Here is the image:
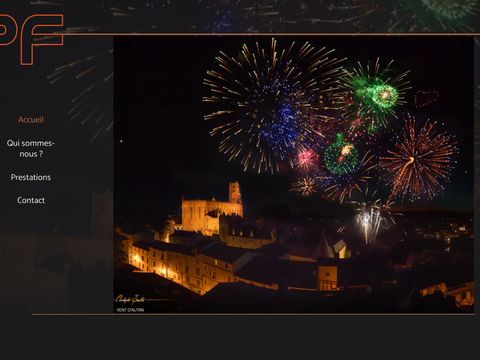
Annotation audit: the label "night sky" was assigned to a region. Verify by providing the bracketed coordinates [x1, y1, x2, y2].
[115, 36, 473, 221]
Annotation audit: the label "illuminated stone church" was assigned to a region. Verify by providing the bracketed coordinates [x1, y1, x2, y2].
[181, 182, 243, 236]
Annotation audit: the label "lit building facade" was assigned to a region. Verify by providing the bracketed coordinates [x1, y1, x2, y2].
[127, 238, 340, 295]
[129, 240, 204, 294]
[219, 215, 276, 249]
[200, 243, 253, 293]
[181, 182, 243, 236]
[420, 281, 474, 308]
[317, 264, 338, 291]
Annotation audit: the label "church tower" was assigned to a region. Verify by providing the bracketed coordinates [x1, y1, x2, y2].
[228, 181, 242, 204]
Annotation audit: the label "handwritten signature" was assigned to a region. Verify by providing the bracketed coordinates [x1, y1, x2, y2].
[115, 294, 146, 304]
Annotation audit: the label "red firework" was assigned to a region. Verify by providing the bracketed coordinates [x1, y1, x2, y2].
[381, 115, 458, 203]
[295, 149, 318, 172]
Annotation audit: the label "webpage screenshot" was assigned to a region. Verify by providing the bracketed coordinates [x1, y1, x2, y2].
[0, 1, 478, 357]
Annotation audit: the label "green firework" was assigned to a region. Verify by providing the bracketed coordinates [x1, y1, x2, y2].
[353, 79, 400, 114]
[421, 0, 477, 20]
[368, 84, 399, 109]
[336, 58, 411, 135]
[324, 133, 359, 176]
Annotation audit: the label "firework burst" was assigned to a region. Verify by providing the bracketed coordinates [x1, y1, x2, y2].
[203, 0, 284, 32]
[350, 188, 395, 245]
[421, 0, 478, 21]
[31, 0, 109, 33]
[33, 0, 284, 33]
[354, 200, 385, 245]
[336, 58, 411, 139]
[31, 0, 480, 32]
[323, 0, 480, 32]
[381, 115, 458, 202]
[290, 176, 318, 197]
[47, 48, 113, 142]
[320, 146, 376, 204]
[323, 133, 359, 176]
[204, 38, 345, 174]
[295, 148, 319, 172]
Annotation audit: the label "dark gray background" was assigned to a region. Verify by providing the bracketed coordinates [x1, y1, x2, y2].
[0, 1, 479, 358]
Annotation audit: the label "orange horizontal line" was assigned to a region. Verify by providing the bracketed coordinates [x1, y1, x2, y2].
[58, 32, 480, 36]
[31, 312, 476, 316]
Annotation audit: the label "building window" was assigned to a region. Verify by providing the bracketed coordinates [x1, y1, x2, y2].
[153, 261, 156, 266]
[185, 265, 189, 273]
[161, 254, 164, 260]
[196, 268, 200, 276]
[141, 256, 144, 261]
[225, 263, 228, 269]
[325, 272, 330, 277]
[215, 259, 218, 266]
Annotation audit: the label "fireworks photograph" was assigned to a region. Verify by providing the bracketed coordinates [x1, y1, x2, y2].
[114, 36, 473, 313]
[30, 0, 480, 33]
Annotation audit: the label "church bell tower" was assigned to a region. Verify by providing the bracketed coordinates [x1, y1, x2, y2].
[228, 181, 242, 204]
